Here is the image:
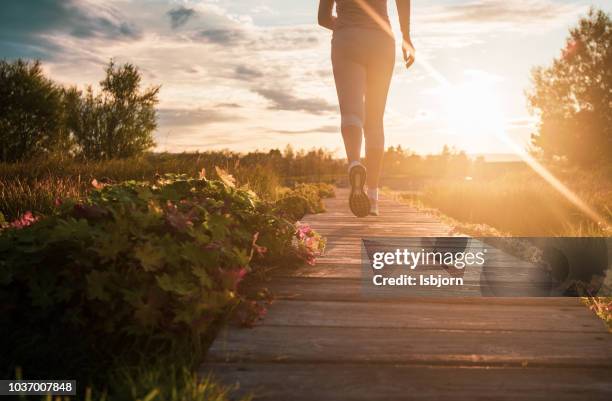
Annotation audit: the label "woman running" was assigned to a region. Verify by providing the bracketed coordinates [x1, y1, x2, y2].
[318, 0, 415, 216]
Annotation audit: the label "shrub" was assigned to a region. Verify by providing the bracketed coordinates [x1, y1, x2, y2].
[67, 61, 159, 160]
[314, 182, 336, 199]
[274, 195, 310, 222]
[0, 174, 321, 381]
[0, 60, 68, 162]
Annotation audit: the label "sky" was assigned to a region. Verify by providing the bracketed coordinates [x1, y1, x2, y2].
[1, 0, 611, 156]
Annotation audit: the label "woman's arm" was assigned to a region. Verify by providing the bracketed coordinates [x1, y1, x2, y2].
[396, 0, 416, 67]
[318, 0, 336, 30]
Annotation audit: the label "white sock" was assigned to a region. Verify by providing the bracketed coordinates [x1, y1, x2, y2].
[347, 160, 361, 173]
[367, 188, 378, 200]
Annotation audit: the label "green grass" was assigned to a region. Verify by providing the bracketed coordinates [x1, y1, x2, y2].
[14, 355, 250, 401]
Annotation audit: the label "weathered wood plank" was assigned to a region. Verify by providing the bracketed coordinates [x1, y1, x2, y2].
[208, 325, 612, 367]
[203, 362, 612, 401]
[205, 188, 612, 399]
[255, 300, 605, 332]
[252, 276, 584, 306]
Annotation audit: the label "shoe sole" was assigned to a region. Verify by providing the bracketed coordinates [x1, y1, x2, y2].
[348, 165, 370, 217]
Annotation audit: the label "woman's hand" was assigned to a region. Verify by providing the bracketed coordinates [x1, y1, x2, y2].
[402, 36, 416, 69]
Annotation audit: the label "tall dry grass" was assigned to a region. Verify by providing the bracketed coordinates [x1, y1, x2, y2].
[401, 167, 611, 236]
[0, 153, 283, 220]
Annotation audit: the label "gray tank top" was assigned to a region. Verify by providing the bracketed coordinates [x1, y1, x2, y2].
[335, 0, 390, 31]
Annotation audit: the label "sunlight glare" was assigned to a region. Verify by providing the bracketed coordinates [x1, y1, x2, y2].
[353, 0, 609, 228]
[444, 75, 505, 142]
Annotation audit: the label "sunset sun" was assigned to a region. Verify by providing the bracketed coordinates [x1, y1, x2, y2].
[443, 73, 505, 146]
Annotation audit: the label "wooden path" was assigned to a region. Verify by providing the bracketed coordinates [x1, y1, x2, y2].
[203, 189, 612, 400]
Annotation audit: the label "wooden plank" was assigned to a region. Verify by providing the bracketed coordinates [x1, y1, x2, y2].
[205, 188, 612, 400]
[208, 325, 612, 368]
[202, 362, 612, 401]
[252, 276, 584, 306]
[256, 300, 605, 332]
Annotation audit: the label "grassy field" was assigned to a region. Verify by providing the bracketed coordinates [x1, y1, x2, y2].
[392, 164, 612, 328]
[0, 151, 344, 221]
[397, 165, 611, 237]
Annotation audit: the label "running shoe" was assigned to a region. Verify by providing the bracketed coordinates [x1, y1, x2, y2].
[348, 162, 370, 217]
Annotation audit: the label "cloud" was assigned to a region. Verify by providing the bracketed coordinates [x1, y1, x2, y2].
[254, 88, 336, 115]
[158, 108, 239, 128]
[274, 125, 338, 135]
[425, 0, 584, 25]
[167, 6, 196, 29]
[195, 28, 247, 45]
[216, 102, 242, 108]
[233, 65, 264, 80]
[0, 0, 139, 58]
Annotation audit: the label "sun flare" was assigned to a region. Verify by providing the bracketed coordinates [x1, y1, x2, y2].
[444, 75, 505, 142]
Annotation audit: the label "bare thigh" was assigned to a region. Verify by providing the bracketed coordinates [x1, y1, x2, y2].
[364, 43, 395, 148]
[331, 37, 366, 128]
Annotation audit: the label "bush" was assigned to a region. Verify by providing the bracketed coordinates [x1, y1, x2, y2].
[0, 174, 324, 382]
[273, 182, 335, 222]
[67, 61, 159, 160]
[274, 195, 310, 222]
[0, 60, 68, 162]
[314, 182, 336, 199]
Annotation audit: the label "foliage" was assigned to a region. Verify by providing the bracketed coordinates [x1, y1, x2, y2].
[66, 61, 159, 159]
[0, 60, 69, 162]
[0, 174, 322, 382]
[583, 296, 612, 330]
[105, 354, 252, 401]
[528, 8, 612, 167]
[0, 154, 338, 221]
[273, 182, 335, 222]
[274, 195, 310, 222]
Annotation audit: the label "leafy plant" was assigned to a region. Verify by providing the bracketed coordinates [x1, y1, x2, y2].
[0, 174, 322, 382]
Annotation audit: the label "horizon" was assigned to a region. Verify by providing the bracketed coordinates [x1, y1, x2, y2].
[1, 0, 610, 156]
[148, 147, 527, 162]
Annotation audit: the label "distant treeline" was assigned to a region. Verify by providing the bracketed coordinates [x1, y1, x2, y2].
[0, 144, 504, 183]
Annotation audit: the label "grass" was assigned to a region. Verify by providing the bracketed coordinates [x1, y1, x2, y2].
[399, 167, 611, 236]
[14, 355, 250, 401]
[390, 165, 612, 329]
[0, 152, 342, 221]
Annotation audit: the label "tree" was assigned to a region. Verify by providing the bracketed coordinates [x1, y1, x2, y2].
[69, 61, 160, 159]
[0, 60, 67, 162]
[527, 8, 612, 167]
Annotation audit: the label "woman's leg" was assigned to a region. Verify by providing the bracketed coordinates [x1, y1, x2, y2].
[332, 35, 366, 164]
[332, 32, 371, 217]
[364, 41, 395, 190]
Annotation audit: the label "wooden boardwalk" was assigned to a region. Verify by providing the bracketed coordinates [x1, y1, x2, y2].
[203, 189, 612, 400]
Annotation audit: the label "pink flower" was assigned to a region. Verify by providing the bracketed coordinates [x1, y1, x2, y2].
[10, 211, 39, 229]
[296, 222, 312, 238]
